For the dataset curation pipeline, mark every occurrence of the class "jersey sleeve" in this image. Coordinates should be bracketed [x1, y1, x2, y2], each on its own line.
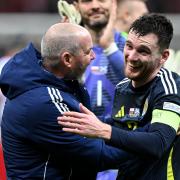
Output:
[109, 122, 176, 159]
[109, 83, 180, 159]
[151, 69, 180, 131]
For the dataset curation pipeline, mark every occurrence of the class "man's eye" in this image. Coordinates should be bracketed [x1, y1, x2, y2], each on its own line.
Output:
[125, 43, 132, 49]
[139, 48, 150, 54]
[139, 51, 149, 56]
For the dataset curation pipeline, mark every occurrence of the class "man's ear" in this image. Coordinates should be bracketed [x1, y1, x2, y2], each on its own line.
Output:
[61, 52, 72, 68]
[160, 49, 170, 65]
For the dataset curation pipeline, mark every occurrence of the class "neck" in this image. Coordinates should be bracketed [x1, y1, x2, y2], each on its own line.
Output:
[42, 62, 64, 79]
[132, 68, 160, 88]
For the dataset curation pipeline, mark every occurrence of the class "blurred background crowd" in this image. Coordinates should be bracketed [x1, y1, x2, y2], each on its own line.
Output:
[1, 0, 180, 56]
[1, 0, 180, 13]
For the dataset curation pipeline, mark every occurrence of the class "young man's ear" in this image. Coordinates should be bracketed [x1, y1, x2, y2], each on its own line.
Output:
[61, 52, 72, 68]
[161, 49, 170, 65]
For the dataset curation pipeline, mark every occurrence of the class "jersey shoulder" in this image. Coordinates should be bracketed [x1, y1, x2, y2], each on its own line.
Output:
[155, 68, 179, 96]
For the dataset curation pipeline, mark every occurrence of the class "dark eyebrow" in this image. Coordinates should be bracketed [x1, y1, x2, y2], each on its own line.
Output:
[138, 45, 151, 51]
[125, 40, 132, 44]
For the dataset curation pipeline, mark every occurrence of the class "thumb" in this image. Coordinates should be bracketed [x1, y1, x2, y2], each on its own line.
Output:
[79, 103, 94, 115]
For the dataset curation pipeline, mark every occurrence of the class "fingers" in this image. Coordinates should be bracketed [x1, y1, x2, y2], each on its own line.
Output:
[58, 116, 86, 136]
[58, 119, 82, 129]
[109, 0, 117, 25]
[99, 0, 117, 48]
[62, 111, 85, 118]
[61, 104, 94, 117]
[58, 115, 84, 125]
[61, 127, 83, 135]
[79, 103, 94, 115]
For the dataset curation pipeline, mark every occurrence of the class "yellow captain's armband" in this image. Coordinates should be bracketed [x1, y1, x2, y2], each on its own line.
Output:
[151, 109, 180, 132]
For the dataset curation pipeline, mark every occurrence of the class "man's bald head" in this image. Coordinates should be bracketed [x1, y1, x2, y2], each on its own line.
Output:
[40, 22, 94, 80]
[41, 23, 91, 59]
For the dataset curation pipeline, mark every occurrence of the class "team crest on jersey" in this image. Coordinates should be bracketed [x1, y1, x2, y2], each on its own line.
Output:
[129, 108, 140, 117]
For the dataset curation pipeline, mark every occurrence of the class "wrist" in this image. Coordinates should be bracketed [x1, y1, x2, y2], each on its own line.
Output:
[103, 42, 118, 56]
[99, 123, 112, 140]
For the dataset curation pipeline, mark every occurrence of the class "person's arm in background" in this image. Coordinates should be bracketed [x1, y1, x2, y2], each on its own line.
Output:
[58, 103, 180, 159]
[99, 0, 125, 79]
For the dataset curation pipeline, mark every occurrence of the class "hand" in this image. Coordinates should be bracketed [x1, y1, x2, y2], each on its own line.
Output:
[99, 0, 117, 48]
[57, 103, 112, 139]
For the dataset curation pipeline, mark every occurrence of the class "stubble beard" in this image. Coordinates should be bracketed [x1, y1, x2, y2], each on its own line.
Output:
[66, 66, 85, 81]
[82, 18, 108, 31]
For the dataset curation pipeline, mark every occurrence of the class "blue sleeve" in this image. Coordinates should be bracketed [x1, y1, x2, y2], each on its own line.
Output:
[105, 31, 126, 80]
[107, 50, 125, 80]
[109, 123, 176, 159]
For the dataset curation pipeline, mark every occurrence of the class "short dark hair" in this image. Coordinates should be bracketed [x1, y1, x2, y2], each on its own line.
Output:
[129, 13, 173, 50]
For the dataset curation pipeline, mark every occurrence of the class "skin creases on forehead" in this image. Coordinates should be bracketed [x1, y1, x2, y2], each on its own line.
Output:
[127, 31, 159, 50]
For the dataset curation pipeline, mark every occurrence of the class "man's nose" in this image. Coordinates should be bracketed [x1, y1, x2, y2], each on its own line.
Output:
[127, 50, 139, 61]
[91, 0, 101, 9]
[90, 50, 96, 60]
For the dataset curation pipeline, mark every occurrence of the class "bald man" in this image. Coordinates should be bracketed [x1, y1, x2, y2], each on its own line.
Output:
[0, 23, 133, 179]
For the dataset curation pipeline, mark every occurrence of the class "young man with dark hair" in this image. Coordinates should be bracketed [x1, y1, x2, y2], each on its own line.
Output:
[59, 14, 180, 179]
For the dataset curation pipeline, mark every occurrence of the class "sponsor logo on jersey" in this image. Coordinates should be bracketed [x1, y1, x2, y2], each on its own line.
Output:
[115, 106, 125, 118]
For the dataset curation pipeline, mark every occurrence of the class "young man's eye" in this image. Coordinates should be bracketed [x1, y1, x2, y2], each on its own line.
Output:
[138, 50, 150, 56]
[125, 43, 132, 49]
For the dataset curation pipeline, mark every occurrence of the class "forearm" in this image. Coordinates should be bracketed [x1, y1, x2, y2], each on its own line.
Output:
[108, 123, 176, 159]
[97, 123, 112, 140]
[100, 141, 134, 170]
[106, 50, 125, 79]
